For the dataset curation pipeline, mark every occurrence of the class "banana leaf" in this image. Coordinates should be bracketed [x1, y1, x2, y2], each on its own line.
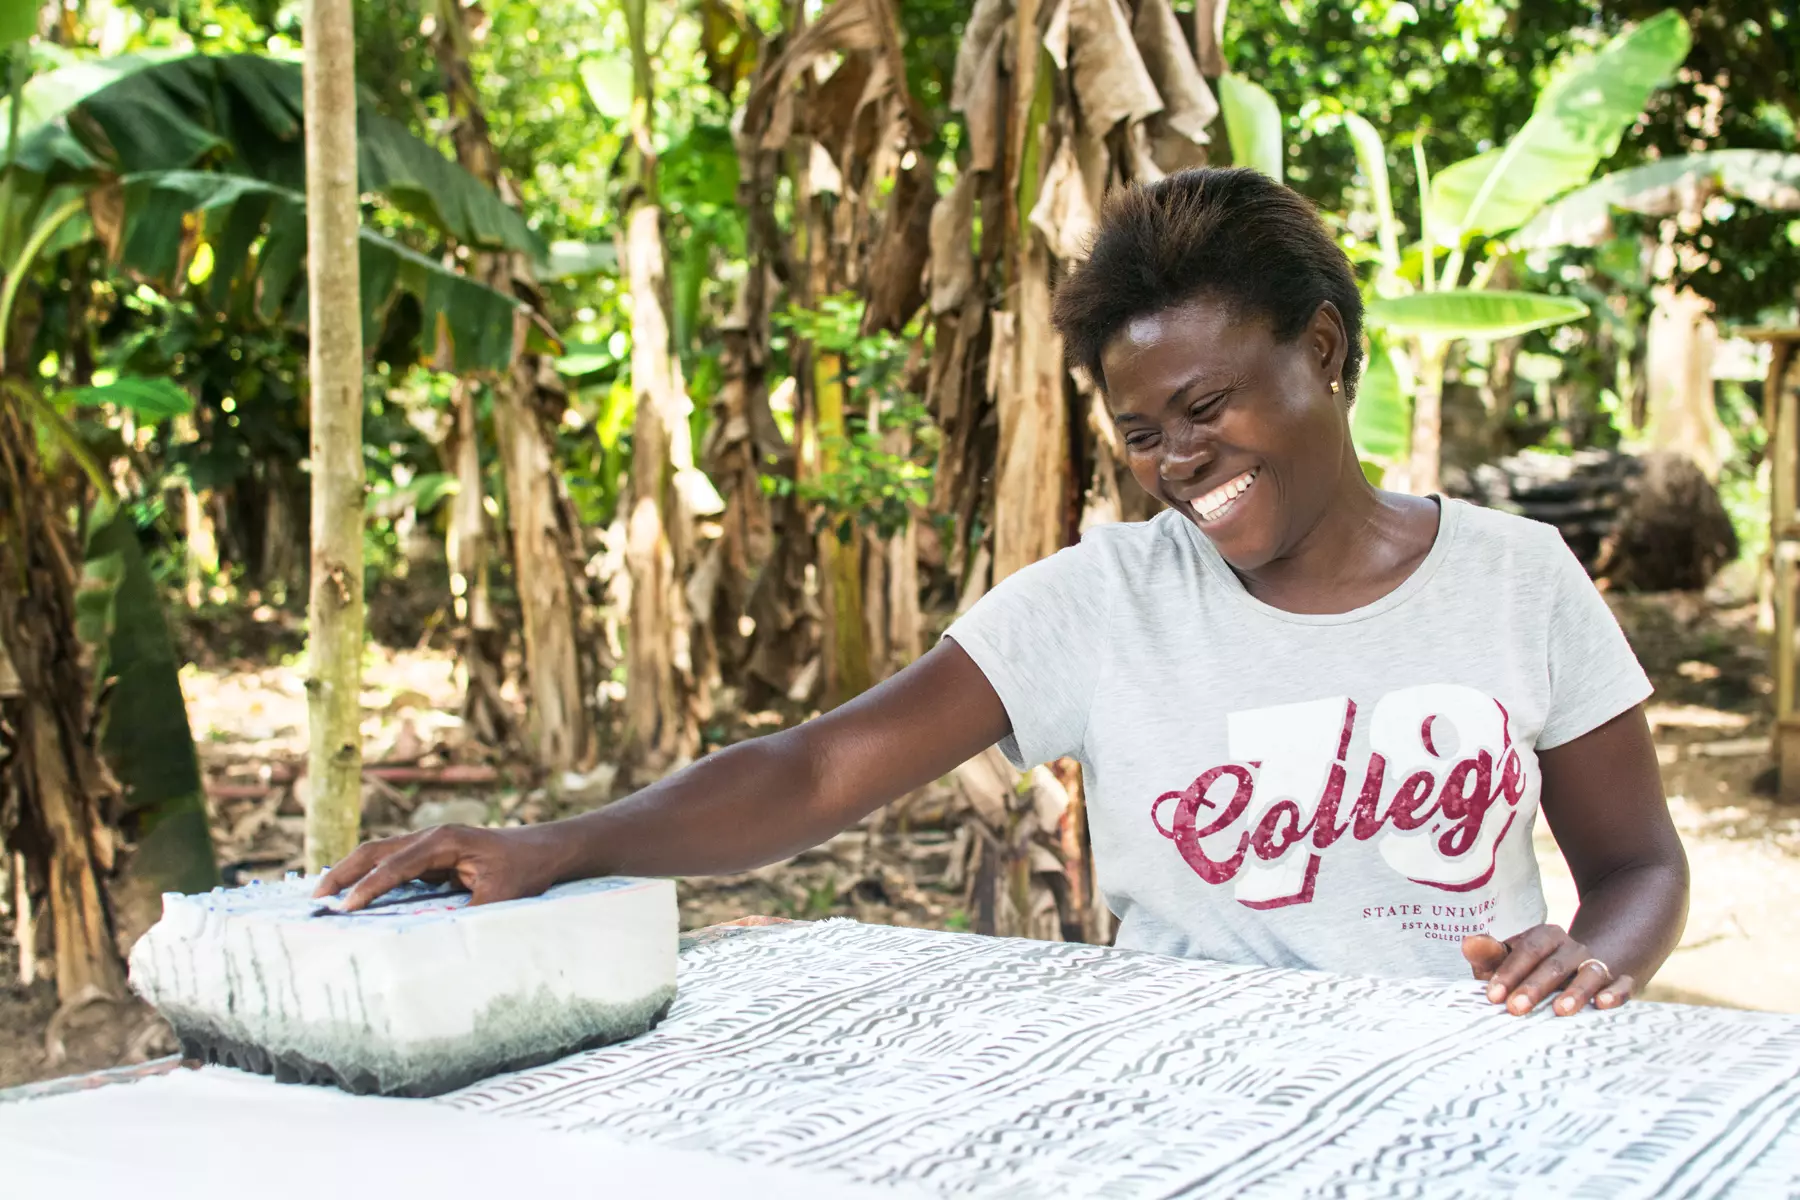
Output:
[1365, 290, 1590, 341]
[1514, 149, 1800, 249]
[1342, 111, 1400, 273]
[1350, 348, 1409, 462]
[1426, 10, 1690, 242]
[66, 376, 194, 423]
[0, 8, 32, 45]
[1217, 73, 1282, 182]
[6, 52, 542, 257]
[78, 504, 219, 903]
[115, 170, 523, 372]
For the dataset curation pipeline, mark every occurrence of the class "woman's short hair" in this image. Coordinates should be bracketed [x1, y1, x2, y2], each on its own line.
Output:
[1052, 167, 1366, 398]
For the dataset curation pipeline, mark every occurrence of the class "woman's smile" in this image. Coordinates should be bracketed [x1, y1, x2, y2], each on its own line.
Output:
[1183, 467, 1259, 524]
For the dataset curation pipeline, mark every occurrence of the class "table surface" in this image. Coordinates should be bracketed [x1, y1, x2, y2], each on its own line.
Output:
[7, 917, 1800, 1199]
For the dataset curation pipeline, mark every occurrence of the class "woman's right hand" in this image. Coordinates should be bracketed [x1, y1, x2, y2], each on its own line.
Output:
[313, 823, 569, 911]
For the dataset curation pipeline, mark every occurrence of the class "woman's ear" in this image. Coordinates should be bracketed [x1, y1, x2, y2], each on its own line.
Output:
[1311, 301, 1351, 386]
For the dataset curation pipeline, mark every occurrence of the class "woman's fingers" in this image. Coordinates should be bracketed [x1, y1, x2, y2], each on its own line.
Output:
[1595, 973, 1636, 1010]
[1548, 958, 1614, 1016]
[313, 833, 417, 898]
[337, 828, 469, 912]
[1506, 940, 1588, 1014]
[1480, 925, 1565, 1007]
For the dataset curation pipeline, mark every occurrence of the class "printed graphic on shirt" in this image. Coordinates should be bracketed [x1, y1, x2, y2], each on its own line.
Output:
[1149, 685, 1529, 908]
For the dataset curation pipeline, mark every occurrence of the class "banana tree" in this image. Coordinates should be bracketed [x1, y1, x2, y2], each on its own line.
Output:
[1341, 10, 1691, 494]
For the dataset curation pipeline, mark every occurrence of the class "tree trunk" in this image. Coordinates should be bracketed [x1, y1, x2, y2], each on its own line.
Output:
[302, 0, 366, 871]
[810, 350, 874, 704]
[492, 349, 593, 771]
[1645, 286, 1730, 481]
[174, 410, 218, 607]
[0, 400, 125, 1002]
[620, 0, 707, 771]
[1405, 340, 1449, 497]
[431, 0, 597, 773]
[444, 378, 514, 749]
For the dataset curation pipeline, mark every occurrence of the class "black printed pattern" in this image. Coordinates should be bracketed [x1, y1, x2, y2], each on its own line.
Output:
[441, 921, 1800, 1198]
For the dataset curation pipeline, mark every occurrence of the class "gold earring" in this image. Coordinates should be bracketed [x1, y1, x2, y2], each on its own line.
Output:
[1329, 380, 1341, 394]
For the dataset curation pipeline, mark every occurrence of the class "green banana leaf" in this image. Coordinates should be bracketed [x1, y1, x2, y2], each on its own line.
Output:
[1350, 348, 1409, 462]
[78, 504, 219, 905]
[1217, 73, 1282, 183]
[1426, 10, 1690, 242]
[67, 376, 194, 422]
[115, 170, 523, 371]
[1365, 289, 1590, 340]
[1515, 149, 1800, 248]
[7, 52, 542, 257]
[1342, 111, 1400, 273]
[1, 5, 37, 46]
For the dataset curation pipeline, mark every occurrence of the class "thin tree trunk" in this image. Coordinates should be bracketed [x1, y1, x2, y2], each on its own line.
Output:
[1406, 340, 1448, 497]
[174, 411, 217, 607]
[302, 0, 366, 871]
[621, 0, 705, 770]
[811, 350, 873, 705]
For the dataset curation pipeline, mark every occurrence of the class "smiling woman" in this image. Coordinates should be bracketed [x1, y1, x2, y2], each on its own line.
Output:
[317, 168, 1689, 1024]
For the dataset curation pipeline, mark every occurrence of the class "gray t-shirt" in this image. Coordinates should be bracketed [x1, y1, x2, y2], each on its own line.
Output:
[945, 499, 1652, 981]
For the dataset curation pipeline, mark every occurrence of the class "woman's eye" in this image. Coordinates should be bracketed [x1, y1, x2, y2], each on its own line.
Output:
[1125, 432, 1159, 451]
[1190, 396, 1224, 421]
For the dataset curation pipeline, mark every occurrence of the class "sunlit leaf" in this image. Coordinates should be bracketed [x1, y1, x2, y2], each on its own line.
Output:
[1342, 111, 1400, 272]
[580, 58, 633, 120]
[539, 239, 618, 280]
[1365, 290, 1590, 340]
[1515, 149, 1800, 248]
[0, 5, 37, 46]
[1217, 73, 1282, 182]
[1351, 349, 1409, 462]
[68, 376, 194, 420]
[1426, 10, 1690, 241]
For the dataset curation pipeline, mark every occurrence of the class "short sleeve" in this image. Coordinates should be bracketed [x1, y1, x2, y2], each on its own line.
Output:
[1538, 535, 1654, 749]
[943, 538, 1113, 770]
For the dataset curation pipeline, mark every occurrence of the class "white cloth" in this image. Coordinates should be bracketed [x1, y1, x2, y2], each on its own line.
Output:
[8, 921, 1798, 1198]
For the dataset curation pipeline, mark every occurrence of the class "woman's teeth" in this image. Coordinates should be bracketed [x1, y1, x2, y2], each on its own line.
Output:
[1194, 469, 1257, 522]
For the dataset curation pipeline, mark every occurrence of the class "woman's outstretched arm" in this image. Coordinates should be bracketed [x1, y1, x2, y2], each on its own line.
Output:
[316, 641, 1011, 910]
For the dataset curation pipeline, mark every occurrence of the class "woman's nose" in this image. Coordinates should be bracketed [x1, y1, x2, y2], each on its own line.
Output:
[1160, 433, 1211, 481]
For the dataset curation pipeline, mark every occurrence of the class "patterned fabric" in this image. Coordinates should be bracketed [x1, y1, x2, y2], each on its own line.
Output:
[444, 921, 1800, 1198]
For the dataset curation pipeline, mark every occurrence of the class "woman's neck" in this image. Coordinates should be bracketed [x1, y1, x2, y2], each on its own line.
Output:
[1232, 468, 1441, 615]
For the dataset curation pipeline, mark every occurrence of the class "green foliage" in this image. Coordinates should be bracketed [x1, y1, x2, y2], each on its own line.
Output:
[7, 51, 538, 370]
[80, 501, 219, 897]
[1217, 73, 1283, 181]
[1350, 348, 1408, 463]
[774, 294, 937, 541]
[1517, 149, 1800, 249]
[1366, 291, 1591, 340]
[66, 375, 193, 421]
[1424, 11, 1691, 243]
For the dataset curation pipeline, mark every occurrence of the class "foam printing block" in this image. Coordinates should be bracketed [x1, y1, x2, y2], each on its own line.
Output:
[129, 875, 678, 1097]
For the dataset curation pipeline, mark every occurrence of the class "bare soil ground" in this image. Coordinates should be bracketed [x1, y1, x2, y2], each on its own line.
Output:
[4, 591, 1796, 1089]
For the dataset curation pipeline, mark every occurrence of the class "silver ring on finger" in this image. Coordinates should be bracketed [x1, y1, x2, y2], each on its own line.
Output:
[1577, 957, 1613, 984]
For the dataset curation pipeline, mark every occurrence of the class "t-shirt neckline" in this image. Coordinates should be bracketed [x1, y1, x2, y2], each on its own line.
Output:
[1175, 495, 1462, 626]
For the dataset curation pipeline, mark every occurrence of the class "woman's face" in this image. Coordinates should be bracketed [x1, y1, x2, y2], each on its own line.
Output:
[1099, 298, 1352, 571]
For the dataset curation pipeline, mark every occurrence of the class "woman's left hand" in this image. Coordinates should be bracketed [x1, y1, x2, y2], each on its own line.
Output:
[1462, 925, 1635, 1016]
